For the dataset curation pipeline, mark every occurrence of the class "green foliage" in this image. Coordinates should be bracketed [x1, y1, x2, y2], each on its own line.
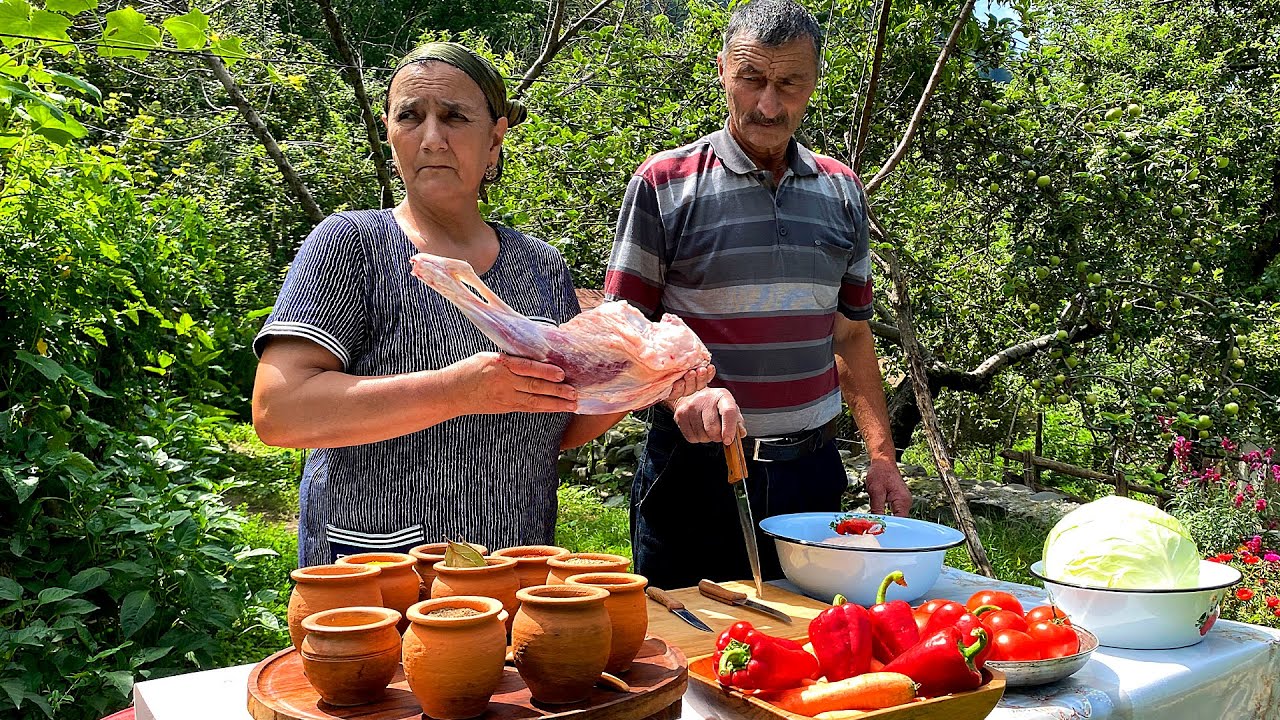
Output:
[556, 485, 631, 557]
[944, 517, 1044, 587]
[558, 414, 646, 500]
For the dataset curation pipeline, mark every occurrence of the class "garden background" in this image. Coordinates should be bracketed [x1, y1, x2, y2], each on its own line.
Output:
[2, 0, 1279, 717]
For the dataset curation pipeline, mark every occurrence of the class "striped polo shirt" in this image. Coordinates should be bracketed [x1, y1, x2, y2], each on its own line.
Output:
[604, 126, 874, 437]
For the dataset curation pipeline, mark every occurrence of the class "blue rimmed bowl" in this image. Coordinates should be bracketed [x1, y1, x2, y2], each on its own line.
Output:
[760, 512, 966, 606]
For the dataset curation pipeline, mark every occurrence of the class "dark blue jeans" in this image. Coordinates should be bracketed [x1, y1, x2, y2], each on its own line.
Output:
[631, 408, 847, 590]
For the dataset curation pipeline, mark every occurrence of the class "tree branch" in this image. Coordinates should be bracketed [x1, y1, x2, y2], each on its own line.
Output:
[316, 0, 395, 209]
[203, 53, 325, 226]
[516, 0, 615, 96]
[864, 0, 978, 195]
[851, 0, 892, 174]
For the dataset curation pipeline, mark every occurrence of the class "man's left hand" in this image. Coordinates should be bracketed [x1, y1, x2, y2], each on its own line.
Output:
[866, 461, 912, 516]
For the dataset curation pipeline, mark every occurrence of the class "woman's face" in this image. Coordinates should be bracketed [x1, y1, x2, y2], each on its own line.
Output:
[383, 61, 507, 204]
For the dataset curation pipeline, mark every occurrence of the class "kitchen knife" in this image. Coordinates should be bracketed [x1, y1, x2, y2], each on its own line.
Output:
[698, 579, 792, 624]
[646, 586, 714, 633]
[726, 434, 765, 598]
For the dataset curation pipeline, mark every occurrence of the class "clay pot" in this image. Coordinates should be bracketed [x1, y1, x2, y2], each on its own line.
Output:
[566, 572, 649, 674]
[491, 545, 570, 589]
[431, 556, 520, 631]
[545, 552, 630, 585]
[511, 584, 612, 704]
[287, 564, 383, 651]
[409, 542, 490, 602]
[337, 552, 418, 633]
[402, 596, 508, 720]
[299, 606, 401, 707]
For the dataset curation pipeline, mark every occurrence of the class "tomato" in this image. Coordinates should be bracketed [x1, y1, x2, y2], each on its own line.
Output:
[966, 589, 1025, 616]
[1025, 604, 1072, 626]
[990, 629, 1043, 661]
[918, 598, 953, 615]
[1028, 620, 1080, 658]
[979, 609, 1028, 634]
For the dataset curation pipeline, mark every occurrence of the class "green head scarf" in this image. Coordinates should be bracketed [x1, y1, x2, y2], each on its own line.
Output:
[386, 42, 526, 183]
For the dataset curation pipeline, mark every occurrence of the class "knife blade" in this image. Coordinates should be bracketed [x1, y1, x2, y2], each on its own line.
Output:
[646, 586, 714, 633]
[698, 579, 792, 624]
[725, 434, 764, 598]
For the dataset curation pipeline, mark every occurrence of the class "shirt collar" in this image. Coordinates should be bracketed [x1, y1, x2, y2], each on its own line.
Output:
[708, 122, 820, 178]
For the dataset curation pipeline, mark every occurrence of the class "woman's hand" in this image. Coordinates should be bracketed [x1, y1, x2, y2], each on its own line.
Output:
[449, 352, 578, 414]
[667, 364, 716, 402]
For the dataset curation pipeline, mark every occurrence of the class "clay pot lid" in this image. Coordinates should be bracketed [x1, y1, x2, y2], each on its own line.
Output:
[291, 563, 381, 583]
[302, 606, 400, 634]
[336, 552, 416, 570]
[516, 583, 611, 605]
[546, 552, 631, 570]
[492, 545, 570, 563]
[407, 595, 506, 626]
[432, 555, 518, 575]
[565, 572, 648, 592]
[409, 542, 490, 562]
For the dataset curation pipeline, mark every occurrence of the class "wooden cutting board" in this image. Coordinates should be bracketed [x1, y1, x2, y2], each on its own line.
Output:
[645, 581, 831, 657]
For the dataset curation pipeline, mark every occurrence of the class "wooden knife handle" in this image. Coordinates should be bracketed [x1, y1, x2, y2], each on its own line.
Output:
[699, 579, 746, 604]
[725, 435, 748, 484]
[646, 586, 685, 611]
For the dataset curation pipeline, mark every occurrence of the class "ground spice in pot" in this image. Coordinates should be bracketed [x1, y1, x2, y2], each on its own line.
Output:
[427, 607, 482, 619]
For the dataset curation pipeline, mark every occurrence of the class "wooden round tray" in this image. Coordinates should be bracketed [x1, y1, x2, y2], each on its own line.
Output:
[247, 636, 688, 720]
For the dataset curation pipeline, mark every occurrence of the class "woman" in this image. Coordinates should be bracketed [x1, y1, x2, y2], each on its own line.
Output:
[252, 42, 710, 566]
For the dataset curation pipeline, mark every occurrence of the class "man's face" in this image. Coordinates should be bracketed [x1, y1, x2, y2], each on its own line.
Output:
[717, 35, 818, 162]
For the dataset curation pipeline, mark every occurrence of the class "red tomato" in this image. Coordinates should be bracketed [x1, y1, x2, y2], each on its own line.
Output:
[966, 590, 1025, 615]
[980, 609, 1029, 634]
[991, 629, 1043, 661]
[1025, 604, 1072, 626]
[1028, 621, 1080, 658]
[919, 598, 952, 615]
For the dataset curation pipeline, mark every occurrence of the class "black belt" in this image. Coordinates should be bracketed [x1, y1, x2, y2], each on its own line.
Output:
[744, 418, 840, 462]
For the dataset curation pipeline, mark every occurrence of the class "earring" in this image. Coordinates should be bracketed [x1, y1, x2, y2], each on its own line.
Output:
[484, 164, 498, 181]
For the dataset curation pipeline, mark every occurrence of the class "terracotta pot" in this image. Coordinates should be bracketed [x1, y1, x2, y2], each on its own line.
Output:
[545, 552, 630, 585]
[566, 572, 649, 674]
[299, 606, 400, 707]
[337, 552, 418, 633]
[409, 542, 490, 602]
[510, 584, 612, 704]
[287, 564, 383, 651]
[402, 596, 508, 720]
[431, 556, 520, 631]
[491, 545, 570, 589]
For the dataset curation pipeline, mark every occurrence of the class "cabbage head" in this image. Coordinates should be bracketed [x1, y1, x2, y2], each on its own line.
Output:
[1042, 496, 1202, 589]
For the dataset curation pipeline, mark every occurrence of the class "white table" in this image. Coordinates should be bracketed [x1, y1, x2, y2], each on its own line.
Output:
[133, 567, 1280, 720]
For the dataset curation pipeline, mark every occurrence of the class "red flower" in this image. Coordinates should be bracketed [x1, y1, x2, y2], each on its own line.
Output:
[1274, 608, 1280, 618]
[1245, 555, 1261, 565]
[1237, 588, 1255, 602]
[1266, 596, 1279, 608]
[1215, 553, 1236, 563]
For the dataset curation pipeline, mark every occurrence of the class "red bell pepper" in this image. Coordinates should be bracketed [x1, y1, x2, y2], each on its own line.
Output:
[713, 621, 820, 692]
[869, 571, 919, 663]
[883, 626, 988, 698]
[920, 602, 992, 668]
[807, 594, 873, 681]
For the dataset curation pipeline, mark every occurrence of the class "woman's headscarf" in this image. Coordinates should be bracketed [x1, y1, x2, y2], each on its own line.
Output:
[386, 42, 526, 183]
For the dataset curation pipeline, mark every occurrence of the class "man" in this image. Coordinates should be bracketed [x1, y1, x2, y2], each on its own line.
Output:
[604, 0, 912, 589]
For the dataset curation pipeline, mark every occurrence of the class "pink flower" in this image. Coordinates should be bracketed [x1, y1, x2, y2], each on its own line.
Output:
[1173, 436, 1193, 470]
[1236, 494, 1247, 509]
[1272, 465, 1280, 483]
[1267, 448, 1275, 461]
[1265, 553, 1280, 563]
[1247, 536, 1264, 553]
[1223, 438, 1238, 452]
[1257, 499, 1269, 512]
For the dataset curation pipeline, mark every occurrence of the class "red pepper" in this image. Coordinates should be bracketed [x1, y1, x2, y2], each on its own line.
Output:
[921, 603, 992, 668]
[831, 515, 886, 536]
[713, 621, 820, 692]
[883, 626, 988, 698]
[807, 594, 873, 681]
[868, 571, 919, 663]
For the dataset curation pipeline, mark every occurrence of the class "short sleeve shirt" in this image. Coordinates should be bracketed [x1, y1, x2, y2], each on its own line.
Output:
[254, 209, 580, 565]
[603, 127, 874, 437]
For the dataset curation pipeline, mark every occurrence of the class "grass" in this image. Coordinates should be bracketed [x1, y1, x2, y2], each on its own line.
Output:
[944, 517, 1045, 587]
[555, 485, 631, 556]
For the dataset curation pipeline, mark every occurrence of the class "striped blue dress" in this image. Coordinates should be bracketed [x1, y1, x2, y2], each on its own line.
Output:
[253, 209, 579, 566]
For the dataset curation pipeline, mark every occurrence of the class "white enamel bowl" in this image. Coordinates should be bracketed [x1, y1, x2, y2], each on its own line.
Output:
[1029, 560, 1242, 649]
[760, 513, 965, 606]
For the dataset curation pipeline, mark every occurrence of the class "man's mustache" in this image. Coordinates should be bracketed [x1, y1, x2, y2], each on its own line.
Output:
[744, 110, 788, 126]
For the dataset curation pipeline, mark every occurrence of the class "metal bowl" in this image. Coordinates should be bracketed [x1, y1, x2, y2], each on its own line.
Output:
[986, 625, 1098, 687]
[759, 512, 965, 606]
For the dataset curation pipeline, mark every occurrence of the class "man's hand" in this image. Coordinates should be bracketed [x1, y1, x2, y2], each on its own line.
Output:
[666, 364, 716, 402]
[866, 460, 912, 516]
[668, 387, 744, 444]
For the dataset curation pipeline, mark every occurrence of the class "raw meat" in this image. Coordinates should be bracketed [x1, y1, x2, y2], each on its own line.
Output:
[410, 253, 711, 414]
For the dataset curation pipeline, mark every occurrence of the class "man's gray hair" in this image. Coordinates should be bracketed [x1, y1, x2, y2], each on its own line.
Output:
[722, 0, 823, 59]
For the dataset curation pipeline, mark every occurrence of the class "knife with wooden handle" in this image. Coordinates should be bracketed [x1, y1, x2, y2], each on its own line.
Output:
[725, 433, 765, 598]
[646, 586, 714, 632]
[698, 579, 792, 624]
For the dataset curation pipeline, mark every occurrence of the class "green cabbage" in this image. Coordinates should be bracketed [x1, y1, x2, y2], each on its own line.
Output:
[1042, 495, 1202, 589]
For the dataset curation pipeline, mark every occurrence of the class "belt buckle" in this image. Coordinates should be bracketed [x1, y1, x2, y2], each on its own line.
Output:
[751, 436, 783, 462]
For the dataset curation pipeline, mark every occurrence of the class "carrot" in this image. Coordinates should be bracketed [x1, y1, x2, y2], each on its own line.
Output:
[766, 672, 917, 716]
[814, 711, 868, 720]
